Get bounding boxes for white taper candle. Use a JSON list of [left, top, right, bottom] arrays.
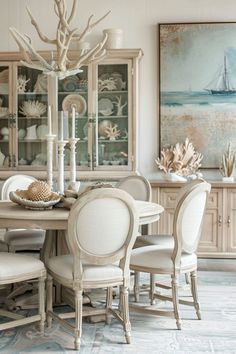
[[60, 111, 64, 140], [72, 106, 75, 139], [48, 105, 52, 135]]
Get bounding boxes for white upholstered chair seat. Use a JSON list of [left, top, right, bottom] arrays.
[[0, 252, 45, 282], [0, 252, 46, 332], [131, 246, 197, 273], [135, 234, 174, 248], [47, 255, 123, 286], [4, 229, 45, 249]]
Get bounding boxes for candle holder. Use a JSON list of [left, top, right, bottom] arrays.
[[46, 133, 56, 190], [57, 139, 68, 195], [69, 137, 80, 184]]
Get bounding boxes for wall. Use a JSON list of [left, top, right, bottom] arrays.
[[0, 0, 236, 179]]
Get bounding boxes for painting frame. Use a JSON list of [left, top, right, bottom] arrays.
[[159, 22, 236, 169]]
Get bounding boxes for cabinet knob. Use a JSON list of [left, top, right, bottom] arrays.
[[218, 215, 222, 226], [227, 216, 231, 227]]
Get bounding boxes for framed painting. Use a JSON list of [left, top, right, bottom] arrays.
[[159, 22, 236, 168]]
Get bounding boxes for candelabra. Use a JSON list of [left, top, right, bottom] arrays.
[[57, 139, 68, 195], [46, 133, 56, 190], [69, 137, 80, 184]]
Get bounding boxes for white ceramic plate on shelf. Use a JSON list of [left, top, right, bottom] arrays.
[[98, 98, 114, 116], [62, 94, 87, 116], [36, 124, 48, 139]]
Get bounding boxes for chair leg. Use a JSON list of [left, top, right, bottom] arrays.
[[190, 271, 201, 320], [38, 275, 46, 334], [106, 287, 113, 324], [134, 271, 140, 302], [46, 274, 53, 328], [150, 274, 156, 305], [171, 274, 181, 330], [74, 290, 83, 351], [185, 273, 191, 285], [120, 285, 131, 344]]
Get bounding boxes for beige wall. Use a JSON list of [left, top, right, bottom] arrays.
[[0, 0, 235, 178]]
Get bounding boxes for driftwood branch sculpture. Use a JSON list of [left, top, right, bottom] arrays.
[[10, 0, 110, 78], [155, 138, 203, 176], [220, 143, 236, 177]]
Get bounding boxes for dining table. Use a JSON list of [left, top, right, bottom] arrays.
[[0, 200, 164, 306]]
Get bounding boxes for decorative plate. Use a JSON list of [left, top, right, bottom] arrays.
[[36, 124, 48, 139], [98, 98, 114, 116], [9, 190, 61, 210], [62, 94, 87, 116]]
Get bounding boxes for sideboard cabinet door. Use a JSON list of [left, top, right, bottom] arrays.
[[226, 189, 236, 253]]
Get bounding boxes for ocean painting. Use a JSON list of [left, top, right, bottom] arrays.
[[159, 23, 236, 168]]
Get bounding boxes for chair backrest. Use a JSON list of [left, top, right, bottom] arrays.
[[116, 175, 152, 202], [67, 188, 139, 279], [1, 175, 36, 200], [172, 180, 211, 265]]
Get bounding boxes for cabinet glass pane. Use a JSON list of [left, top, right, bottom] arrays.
[[58, 66, 89, 168], [97, 64, 128, 167], [0, 65, 10, 168], [17, 66, 48, 168]]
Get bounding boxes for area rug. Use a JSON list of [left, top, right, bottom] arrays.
[[0, 271, 236, 354]]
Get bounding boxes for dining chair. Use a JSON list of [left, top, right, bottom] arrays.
[[135, 179, 206, 302], [0, 252, 46, 332], [129, 180, 211, 329], [116, 175, 152, 202], [46, 188, 139, 350], [1, 175, 45, 253]]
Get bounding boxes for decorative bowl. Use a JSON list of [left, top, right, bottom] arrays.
[[9, 190, 61, 210]]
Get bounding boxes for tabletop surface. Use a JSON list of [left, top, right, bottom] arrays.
[[0, 200, 164, 221]]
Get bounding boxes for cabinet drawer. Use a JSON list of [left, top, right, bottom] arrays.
[[206, 189, 218, 208], [161, 188, 179, 208]]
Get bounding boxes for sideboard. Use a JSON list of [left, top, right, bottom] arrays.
[[150, 181, 236, 258]]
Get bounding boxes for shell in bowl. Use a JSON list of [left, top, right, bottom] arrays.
[[19, 100, 47, 117], [9, 190, 61, 210]]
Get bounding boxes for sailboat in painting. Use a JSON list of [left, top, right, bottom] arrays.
[[205, 55, 236, 94]]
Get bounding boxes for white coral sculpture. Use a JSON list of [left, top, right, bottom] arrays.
[[155, 138, 203, 177], [104, 123, 120, 141], [19, 100, 47, 117], [220, 143, 236, 177], [113, 96, 127, 116], [17, 75, 30, 93]]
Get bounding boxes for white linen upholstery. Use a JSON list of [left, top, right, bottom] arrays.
[[135, 234, 174, 248], [116, 176, 152, 202], [0, 252, 45, 279], [47, 255, 123, 283], [1, 175, 45, 252], [46, 188, 139, 350], [129, 180, 211, 330], [0, 252, 46, 332], [131, 246, 197, 273]]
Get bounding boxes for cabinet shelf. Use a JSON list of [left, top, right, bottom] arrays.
[[58, 91, 87, 95], [98, 91, 128, 94], [98, 139, 128, 143], [18, 92, 47, 96], [19, 139, 46, 143], [18, 116, 47, 119], [98, 115, 127, 119]]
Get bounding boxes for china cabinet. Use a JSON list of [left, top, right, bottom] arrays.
[[0, 49, 142, 179], [150, 181, 236, 258]]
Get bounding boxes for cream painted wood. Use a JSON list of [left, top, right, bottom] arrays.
[[46, 188, 139, 350], [0, 49, 142, 178], [130, 181, 211, 330], [116, 175, 152, 202], [0, 253, 46, 332], [150, 181, 236, 258]]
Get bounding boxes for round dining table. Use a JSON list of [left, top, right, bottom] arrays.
[[0, 200, 164, 305]]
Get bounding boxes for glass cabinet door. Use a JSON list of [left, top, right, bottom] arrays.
[[0, 64, 11, 169], [58, 66, 90, 170], [95, 61, 130, 170], [15, 65, 48, 169]]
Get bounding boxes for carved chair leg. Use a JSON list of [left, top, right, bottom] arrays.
[[38, 275, 46, 334], [185, 273, 191, 285], [134, 271, 140, 302], [190, 271, 201, 320], [120, 285, 131, 344], [106, 287, 113, 324], [74, 290, 83, 351], [46, 274, 53, 328], [150, 274, 156, 305], [171, 274, 181, 330]]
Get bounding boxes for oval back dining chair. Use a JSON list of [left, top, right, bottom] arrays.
[[46, 188, 139, 350], [130, 180, 211, 329], [1, 175, 45, 253], [116, 175, 152, 202]]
